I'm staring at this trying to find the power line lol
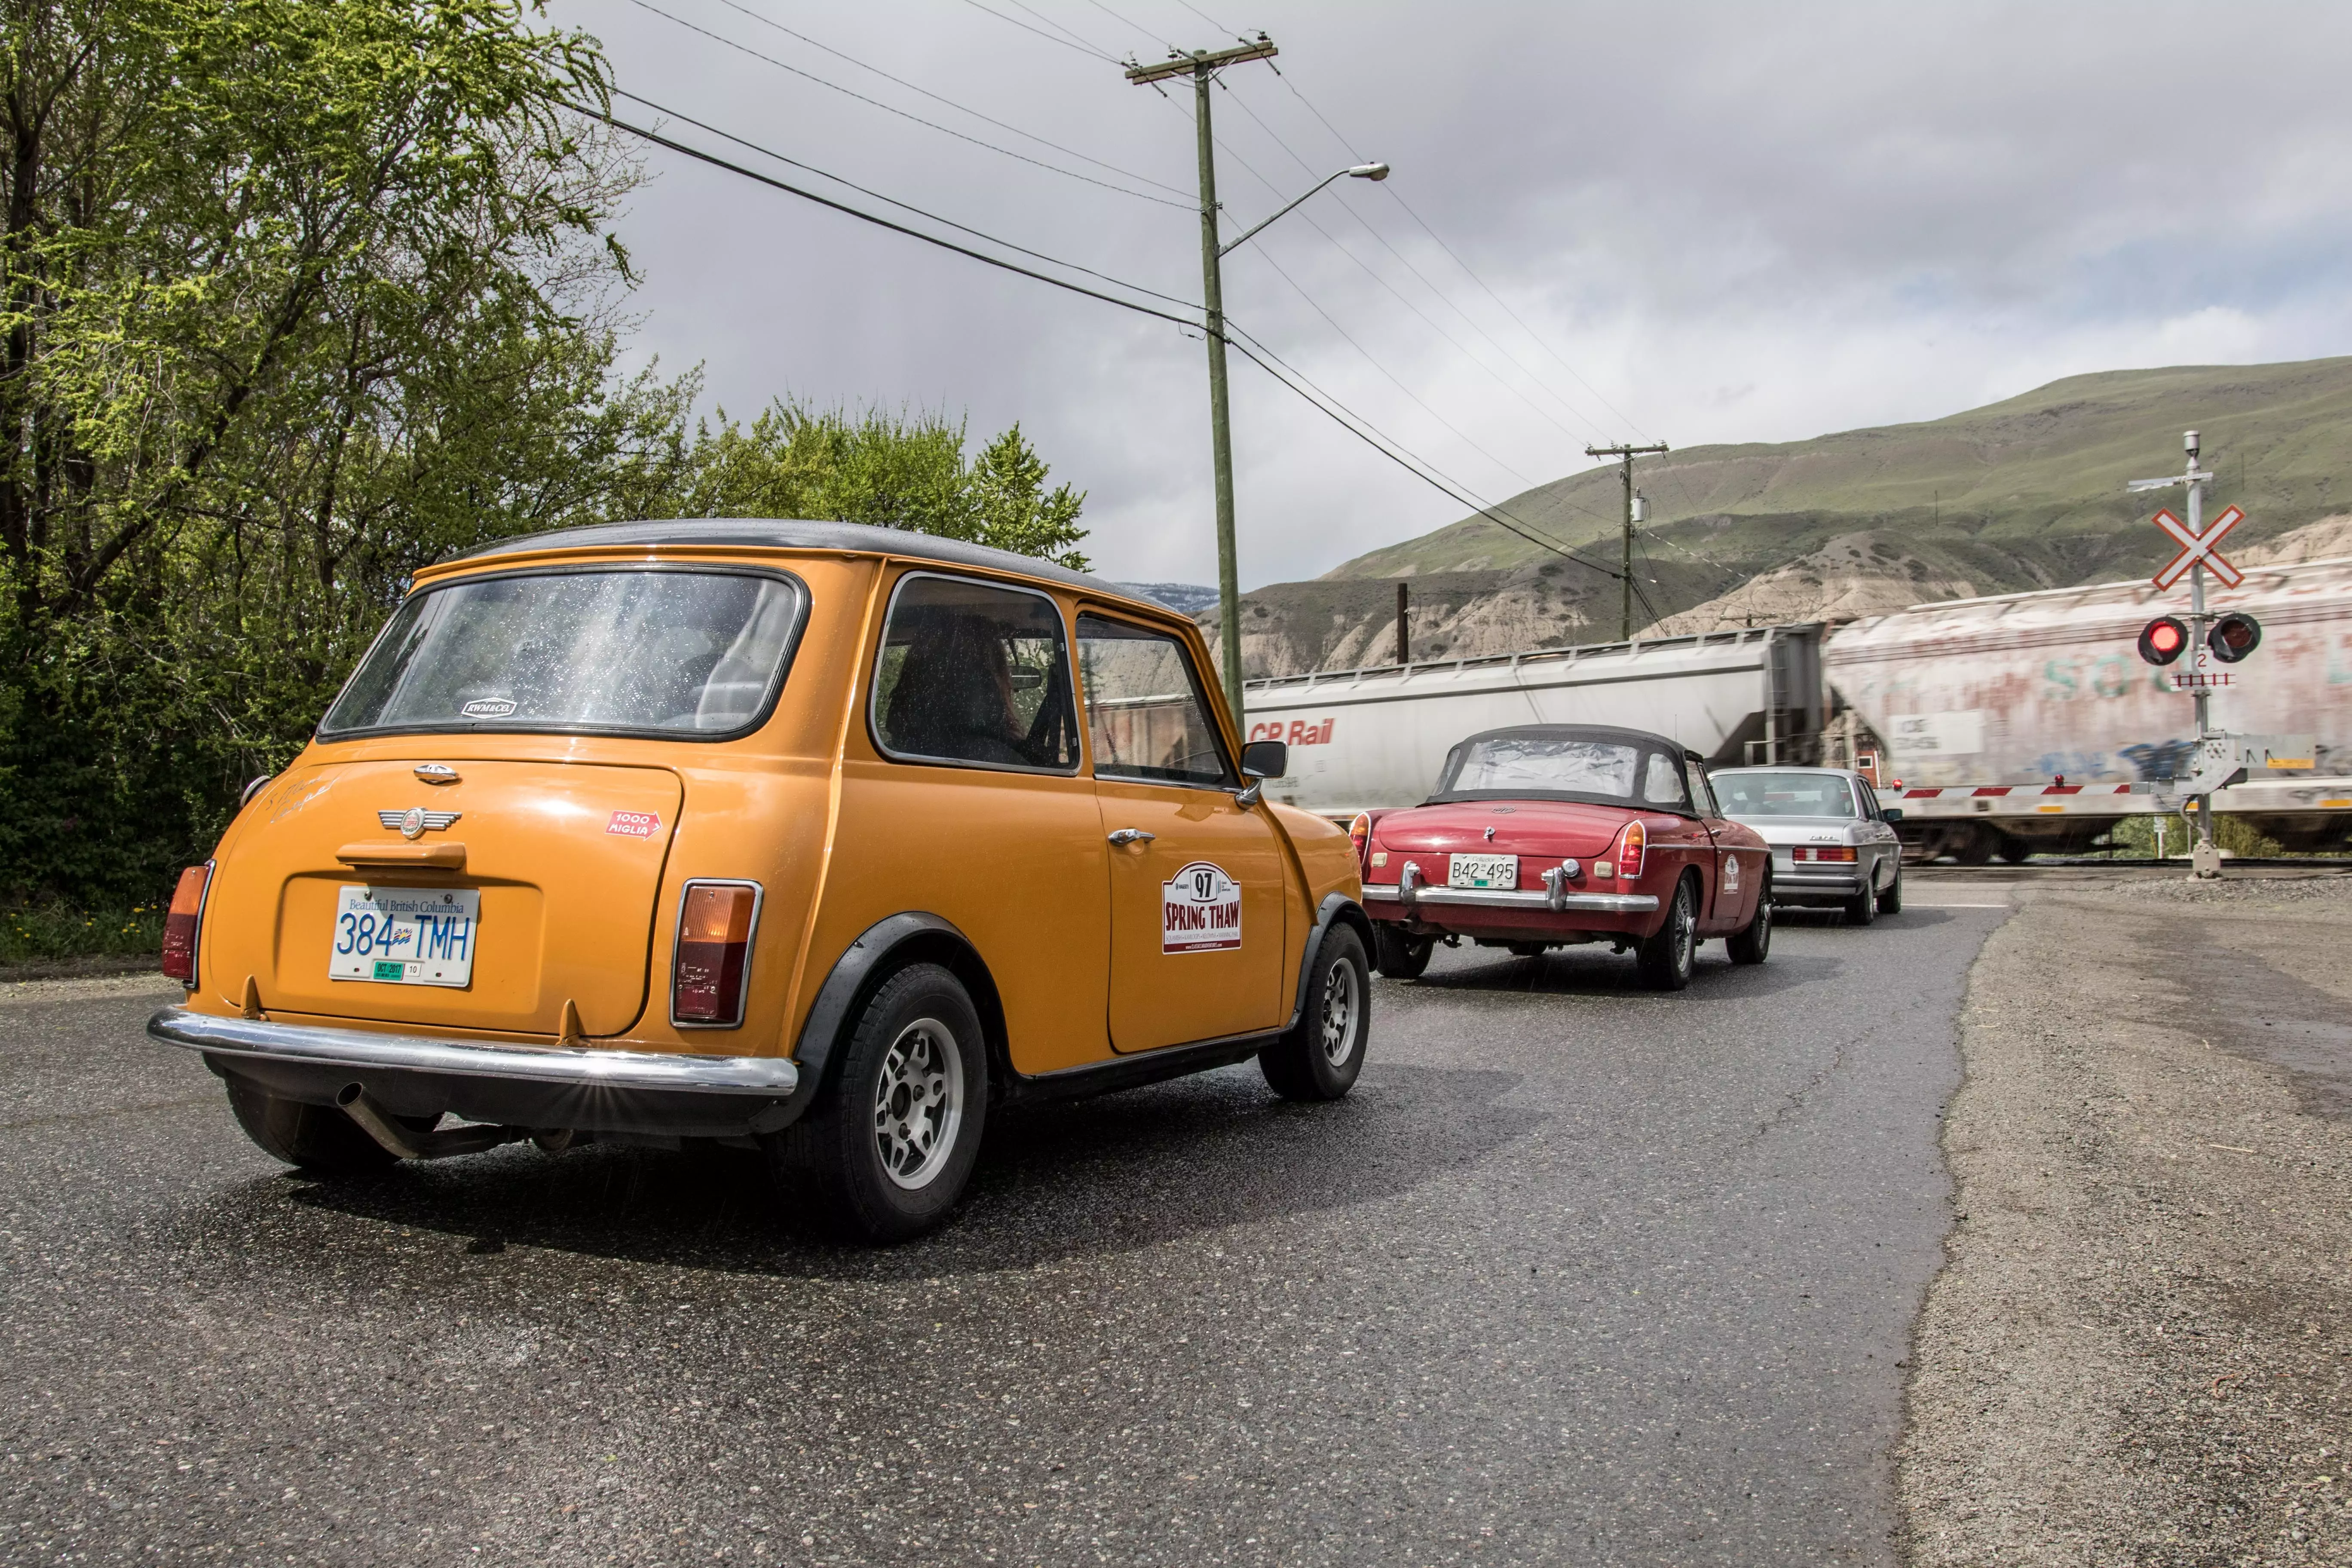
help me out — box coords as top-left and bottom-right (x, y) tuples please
(1215, 75), (1615, 446)
(1000, 0), (1124, 59)
(1223, 331), (1627, 581)
(1264, 67), (1657, 443)
(698, 0), (1192, 198)
(579, 97), (1626, 583)
(610, 89), (1202, 311)
(589, 106), (1202, 329)
(955, 0), (1117, 61)
(619, 0), (1190, 208)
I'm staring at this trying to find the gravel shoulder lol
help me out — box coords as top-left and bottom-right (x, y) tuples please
(1899, 876), (2352, 1565)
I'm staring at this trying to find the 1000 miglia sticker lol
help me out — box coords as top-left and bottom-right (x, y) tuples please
(1163, 861), (1242, 953)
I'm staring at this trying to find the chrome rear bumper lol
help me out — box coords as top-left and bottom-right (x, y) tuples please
(147, 1005), (799, 1096)
(1361, 883), (1659, 915)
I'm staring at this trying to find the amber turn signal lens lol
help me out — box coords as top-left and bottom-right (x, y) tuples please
(1616, 820), (1647, 880)
(1348, 812), (1372, 867)
(161, 864), (210, 984)
(673, 882), (758, 1026)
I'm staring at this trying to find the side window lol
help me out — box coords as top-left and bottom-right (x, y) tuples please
(1075, 614), (1233, 787)
(871, 574), (1080, 772)
(1641, 750), (1689, 808)
(1856, 780), (1879, 821)
(1690, 765), (1723, 818)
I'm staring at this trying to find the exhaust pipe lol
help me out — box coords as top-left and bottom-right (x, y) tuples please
(336, 1083), (526, 1161)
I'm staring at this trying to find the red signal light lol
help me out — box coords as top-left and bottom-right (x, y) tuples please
(1348, 812), (1372, 868)
(2207, 612), (2261, 663)
(2138, 615), (2190, 666)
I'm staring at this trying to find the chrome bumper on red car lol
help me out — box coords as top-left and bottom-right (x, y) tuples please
(1361, 882), (1659, 915)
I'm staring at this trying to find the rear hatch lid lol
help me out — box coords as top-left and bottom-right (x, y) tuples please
(208, 759), (682, 1037)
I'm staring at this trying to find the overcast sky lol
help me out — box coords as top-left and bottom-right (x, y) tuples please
(545, 0), (2352, 588)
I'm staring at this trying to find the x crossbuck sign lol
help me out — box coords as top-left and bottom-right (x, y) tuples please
(2151, 503), (2245, 591)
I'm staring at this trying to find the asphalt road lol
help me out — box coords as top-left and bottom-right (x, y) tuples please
(2, 897), (2004, 1566)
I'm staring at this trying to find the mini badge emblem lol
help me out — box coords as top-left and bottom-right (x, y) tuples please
(379, 808), (462, 839)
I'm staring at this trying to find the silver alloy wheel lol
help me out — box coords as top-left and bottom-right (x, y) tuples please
(1318, 954), (1362, 1067)
(1674, 883), (1695, 971)
(872, 1018), (964, 1191)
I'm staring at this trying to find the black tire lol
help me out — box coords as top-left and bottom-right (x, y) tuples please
(1371, 924), (1433, 980)
(1845, 875), (1878, 926)
(1634, 874), (1698, 991)
(1996, 837), (2033, 865)
(224, 1078), (399, 1177)
(1727, 876), (1773, 964)
(1876, 862), (1903, 914)
(1260, 924), (1371, 1102)
(770, 963), (988, 1244)
(1951, 825), (1996, 866)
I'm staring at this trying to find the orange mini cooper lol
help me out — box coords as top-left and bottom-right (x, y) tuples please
(147, 521), (1372, 1241)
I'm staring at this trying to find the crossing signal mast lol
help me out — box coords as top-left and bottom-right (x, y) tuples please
(2128, 430), (2261, 876)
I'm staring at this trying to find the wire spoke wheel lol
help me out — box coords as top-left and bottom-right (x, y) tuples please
(871, 1018), (964, 1191)
(1318, 954), (1362, 1067)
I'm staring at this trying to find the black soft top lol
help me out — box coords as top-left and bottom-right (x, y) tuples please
(1448, 723), (1697, 760)
(456, 518), (1152, 607)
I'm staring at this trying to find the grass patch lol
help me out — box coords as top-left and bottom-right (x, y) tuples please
(2107, 812), (2291, 858)
(0, 902), (165, 965)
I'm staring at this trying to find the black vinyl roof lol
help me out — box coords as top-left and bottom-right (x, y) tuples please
(1452, 723), (1697, 758)
(456, 518), (1150, 606)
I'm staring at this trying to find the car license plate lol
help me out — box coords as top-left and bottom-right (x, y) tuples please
(328, 886), (479, 987)
(1448, 853), (1517, 890)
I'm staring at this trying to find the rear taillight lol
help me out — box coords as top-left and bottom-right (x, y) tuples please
(1617, 821), (1648, 880)
(1348, 812), (1372, 868)
(671, 881), (760, 1027)
(161, 864), (211, 985)
(1792, 846), (1858, 863)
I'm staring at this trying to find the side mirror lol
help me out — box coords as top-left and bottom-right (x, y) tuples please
(1881, 807), (1904, 822)
(1240, 739), (1288, 779)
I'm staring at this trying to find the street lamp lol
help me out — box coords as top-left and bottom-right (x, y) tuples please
(1220, 164), (1390, 257)
(1184, 160), (1389, 718)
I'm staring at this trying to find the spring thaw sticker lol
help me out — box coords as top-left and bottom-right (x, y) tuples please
(1163, 861), (1243, 954)
(1724, 854), (1741, 895)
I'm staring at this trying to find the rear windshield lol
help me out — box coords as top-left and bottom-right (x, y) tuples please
(1431, 732), (1692, 811)
(320, 568), (805, 740)
(1713, 771), (1858, 818)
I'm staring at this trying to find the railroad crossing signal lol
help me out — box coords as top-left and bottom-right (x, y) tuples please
(2137, 615), (2189, 665)
(2150, 503), (2245, 589)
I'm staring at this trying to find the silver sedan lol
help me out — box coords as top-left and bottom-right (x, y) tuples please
(1708, 766), (1904, 925)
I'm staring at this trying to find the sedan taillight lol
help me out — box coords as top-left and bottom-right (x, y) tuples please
(672, 881), (760, 1026)
(1616, 820), (1648, 880)
(1792, 846), (1858, 863)
(161, 864), (211, 985)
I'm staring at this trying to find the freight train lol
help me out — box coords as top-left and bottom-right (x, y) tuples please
(1240, 555), (2352, 861)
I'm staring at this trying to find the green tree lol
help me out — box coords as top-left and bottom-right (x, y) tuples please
(631, 400), (1089, 569)
(0, 0), (680, 902)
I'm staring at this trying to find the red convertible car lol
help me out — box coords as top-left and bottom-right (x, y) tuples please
(1353, 724), (1773, 989)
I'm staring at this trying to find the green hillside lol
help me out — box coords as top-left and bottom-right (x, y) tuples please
(1323, 356), (2352, 591)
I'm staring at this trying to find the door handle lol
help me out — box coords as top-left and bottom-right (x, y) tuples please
(1106, 828), (1156, 846)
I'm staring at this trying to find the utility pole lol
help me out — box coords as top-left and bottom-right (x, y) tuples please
(1395, 581), (1410, 665)
(2128, 429), (2232, 876)
(1585, 442), (1669, 640)
(1127, 35), (1280, 720)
